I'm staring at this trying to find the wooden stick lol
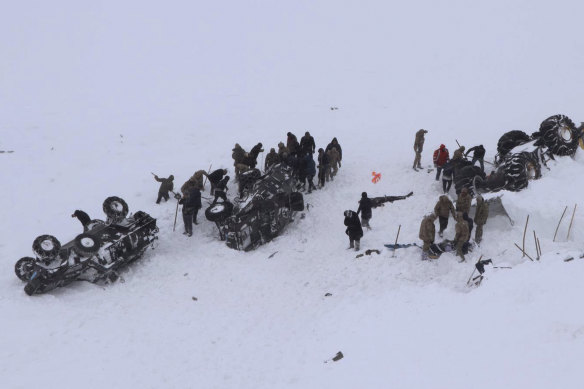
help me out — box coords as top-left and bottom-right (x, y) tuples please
(202, 163), (213, 186)
(567, 204), (577, 240)
(536, 237), (542, 259)
(514, 243), (534, 261)
(553, 206), (568, 242)
(391, 225), (401, 257)
(533, 230), (539, 260)
(173, 200), (180, 232)
(522, 215), (529, 258)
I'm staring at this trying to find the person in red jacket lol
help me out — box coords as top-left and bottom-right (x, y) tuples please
(433, 144), (450, 181)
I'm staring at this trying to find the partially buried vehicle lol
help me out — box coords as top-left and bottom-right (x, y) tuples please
(205, 163), (304, 251)
(14, 197), (159, 295)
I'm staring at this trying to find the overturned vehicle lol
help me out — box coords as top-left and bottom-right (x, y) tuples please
(205, 163), (304, 251)
(455, 114), (583, 194)
(14, 197), (159, 295)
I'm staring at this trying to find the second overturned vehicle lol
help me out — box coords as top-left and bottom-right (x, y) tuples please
(205, 163), (304, 251)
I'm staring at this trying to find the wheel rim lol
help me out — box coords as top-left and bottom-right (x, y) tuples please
(111, 201), (124, 212)
(80, 237), (95, 248)
(40, 240), (54, 251)
(210, 205), (225, 214)
(559, 125), (573, 142)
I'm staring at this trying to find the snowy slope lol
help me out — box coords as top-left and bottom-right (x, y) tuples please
(2, 1), (584, 388)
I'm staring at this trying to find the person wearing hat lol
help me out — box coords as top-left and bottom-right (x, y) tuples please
(154, 174), (174, 204)
(264, 148), (279, 171)
(357, 192), (373, 230)
(419, 213), (437, 258)
(344, 210), (363, 250)
(433, 144), (450, 180)
(413, 129), (428, 171)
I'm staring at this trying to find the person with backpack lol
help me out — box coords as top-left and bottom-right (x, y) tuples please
(433, 144), (450, 180)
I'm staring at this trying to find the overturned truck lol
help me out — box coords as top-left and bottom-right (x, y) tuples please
(14, 197), (159, 295)
(205, 163), (304, 251)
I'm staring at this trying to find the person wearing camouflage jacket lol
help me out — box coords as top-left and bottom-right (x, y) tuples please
(327, 147), (340, 179)
(454, 212), (470, 261)
(456, 188), (472, 214)
(277, 142), (289, 163)
(419, 213), (437, 252)
(413, 129), (427, 170)
(474, 194), (490, 244)
(264, 148), (279, 171)
(434, 195), (456, 236)
(452, 146), (466, 161)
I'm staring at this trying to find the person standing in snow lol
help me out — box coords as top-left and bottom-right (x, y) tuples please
(465, 144), (486, 172)
(325, 138), (342, 167)
(287, 132), (300, 156)
(434, 195), (456, 237)
(452, 145), (466, 162)
(179, 186), (202, 237)
(232, 143), (248, 177)
(442, 161), (454, 193)
(153, 174), (174, 204)
(433, 144), (450, 180)
(317, 148), (329, 188)
(462, 212), (473, 242)
(413, 129), (427, 170)
(357, 192), (373, 230)
(453, 212), (470, 262)
(474, 194), (489, 244)
(300, 131), (316, 155)
(301, 152), (317, 193)
(211, 176), (230, 205)
(327, 147), (340, 179)
(456, 187), (472, 215)
(344, 210), (363, 250)
(419, 213), (437, 255)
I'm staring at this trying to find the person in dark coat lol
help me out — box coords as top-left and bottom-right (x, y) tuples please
(154, 174), (174, 203)
(300, 131), (316, 154)
(344, 210), (363, 250)
(287, 132), (300, 156)
(264, 148), (279, 171)
(465, 145), (486, 172)
(72, 210), (92, 231)
(326, 138), (343, 166)
(357, 192), (373, 230)
(303, 153), (317, 193)
(179, 187), (202, 237)
(442, 161), (454, 193)
(317, 148), (329, 187)
(212, 176), (230, 205)
(204, 169), (228, 195)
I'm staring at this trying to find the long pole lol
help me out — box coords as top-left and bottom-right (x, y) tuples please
(514, 243), (534, 261)
(391, 225), (401, 258)
(553, 206), (568, 242)
(522, 215), (529, 258)
(533, 230), (539, 260)
(203, 164), (213, 187)
(173, 201), (180, 232)
(567, 204), (577, 240)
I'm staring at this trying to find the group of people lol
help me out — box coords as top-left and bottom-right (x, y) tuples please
(152, 131), (343, 237)
(235, 132), (343, 193)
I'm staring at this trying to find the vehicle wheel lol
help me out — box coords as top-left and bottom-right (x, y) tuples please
(288, 192), (304, 211)
(86, 219), (105, 230)
(205, 201), (234, 222)
(496, 130), (531, 160)
(538, 114), (579, 156)
(15, 257), (36, 281)
(73, 233), (101, 257)
(454, 166), (484, 196)
(32, 235), (61, 261)
(103, 196), (129, 222)
(503, 152), (541, 192)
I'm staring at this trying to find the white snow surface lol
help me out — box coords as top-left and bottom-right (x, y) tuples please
(1, 1), (584, 388)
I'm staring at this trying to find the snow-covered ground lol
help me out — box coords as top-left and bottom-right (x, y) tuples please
(1, 1), (584, 388)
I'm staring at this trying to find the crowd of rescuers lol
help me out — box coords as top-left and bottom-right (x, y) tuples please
(413, 129), (490, 261)
(149, 132), (343, 236)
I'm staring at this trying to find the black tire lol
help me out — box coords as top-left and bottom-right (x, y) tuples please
(288, 192), (304, 211)
(15, 257), (36, 281)
(103, 196), (129, 222)
(496, 130), (531, 160)
(32, 235), (61, 261)
(454, 166), (484, 195)
(73, 233), (101, 257)
(503, 152), (541, 192)
(537, 114), (579, 156)
(205, 201), (234, 222)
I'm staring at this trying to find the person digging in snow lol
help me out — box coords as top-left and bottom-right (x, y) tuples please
(153, 174), (174, 204)
(453, 212), (470, 262)
(456, 187), (472, 215)
(419, 213), (437, 258)
(179, 186), (202, 237)
(474, 194), (489, 244)
(434, 195), (456, 237)
(204, 168), (228, 196)
(357, 192), (373, 230)
(465, 144), (486, 172)
(413, 129), (427, 170)
(211, 176), (230, 205)
(433, 144), (450, 180)
(344, 210), (363, 251)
